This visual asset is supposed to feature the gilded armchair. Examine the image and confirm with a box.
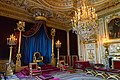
[33,52,43,63]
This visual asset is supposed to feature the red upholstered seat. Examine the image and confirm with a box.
[94,68,107,71]
[32,70,41,73]
[74,61,91,70]
[59,60,69,71]
[72,55,78,67]
[113,60,120,69]
[29,63,42,76]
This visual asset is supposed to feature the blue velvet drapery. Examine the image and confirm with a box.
[21,21,52,65]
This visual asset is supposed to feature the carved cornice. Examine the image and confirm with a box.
[0,0,120,31]
[0,2,34,22]
[97,1,120,17]
[34,0,73,11]
[0,1,69,30]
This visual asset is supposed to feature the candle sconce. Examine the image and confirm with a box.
[6,34,17,76]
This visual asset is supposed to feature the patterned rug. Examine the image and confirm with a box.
[4,71,102,80]
[52,72,102,80]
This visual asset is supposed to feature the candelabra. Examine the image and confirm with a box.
[6,34,17,76]
[56,40,61,67]
[15,21,25,72]
[51,28,56,66]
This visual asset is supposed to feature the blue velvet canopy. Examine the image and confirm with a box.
[21,21,52,65]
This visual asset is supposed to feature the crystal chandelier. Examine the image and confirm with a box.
[71,0,98,40]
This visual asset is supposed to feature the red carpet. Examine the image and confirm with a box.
[16,64,60,79]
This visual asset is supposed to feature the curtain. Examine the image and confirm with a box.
[21,21,52,65]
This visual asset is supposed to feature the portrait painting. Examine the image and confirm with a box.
[108,18,120,39]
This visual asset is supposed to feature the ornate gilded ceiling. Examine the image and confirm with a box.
[0,0,120,30]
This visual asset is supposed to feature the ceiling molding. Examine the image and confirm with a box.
[0,0,120,31]
[0,2,34,23]
[97,2,120,18]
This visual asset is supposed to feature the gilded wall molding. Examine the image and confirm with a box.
[97,2,120,18]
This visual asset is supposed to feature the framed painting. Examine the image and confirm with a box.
[108,18,120,39]
[105,14,120,43]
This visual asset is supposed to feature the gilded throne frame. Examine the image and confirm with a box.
[33,52,43,63]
